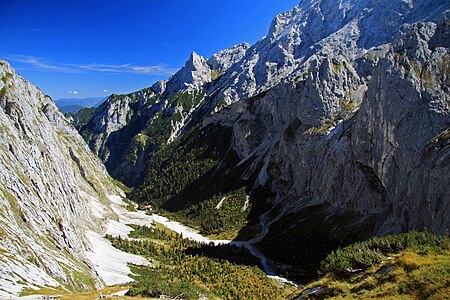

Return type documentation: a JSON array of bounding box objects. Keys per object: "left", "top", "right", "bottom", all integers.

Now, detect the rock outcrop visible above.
[{"left": 207, "top": 43, "right": 250, "bottom": 74}]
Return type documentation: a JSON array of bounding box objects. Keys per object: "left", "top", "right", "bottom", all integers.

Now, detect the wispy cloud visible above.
[
  {"left": 68, "top": 91, "right": 78, "bottom": 94},
  {"left": 2, "top": 54, "right": 176, "bottom": 76},
  {"left": 8, "top": 55, "right": 77, "bottom": 73},
  {"left": 79, "top": 63, "right": 175, "bottom": 75}
]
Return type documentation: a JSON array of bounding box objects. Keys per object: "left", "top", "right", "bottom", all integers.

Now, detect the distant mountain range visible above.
[{"left": 55, "top": 96, "right": 105, "bottom": 113}]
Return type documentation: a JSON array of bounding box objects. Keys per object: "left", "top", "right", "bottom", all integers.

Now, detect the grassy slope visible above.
[
  {"left": 289, "top": 232, "right": 450, "bottom": 299},
  {"left": 20, "top": 285, "right": 156, "bottom": 299}
]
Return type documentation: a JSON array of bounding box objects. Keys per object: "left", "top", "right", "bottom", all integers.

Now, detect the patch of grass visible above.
[
  {"left": 427, "top": 128, "right": 450, "bottom": 152},
  {"left": 332, "top": 62, "right": 341, "bottom": 73},
  {"left": 303, "top": 116, "right": 337, "bottom": 135},
  {"left": 127, "top": 223, "right": 178, "bottom": 240},
  {"left": 1, "top": 72, "right": 12, "bottom": 84},
  {"left": 72, "top": 271, "right": 96, "bottom": 290},
  {"left": 123, "top": 198, "right": 137, "bottom": 212},
  {"left": 21, "top": 285, "right": 151, "bottom": 300},
  {"left": 111, "top": 178, "right": 132, "bottom": 194},
  {"left": 0, "top": 86, "right": 7, "bottom": 98},
  {"left": 20, "top": 286, "right": 67, "bottom": 297},
  {"left": 0, "top": 187, "right": 28, "bottom": 224},
  {"left": 320, "top": 231, "right": 449, "bottom": 275},
  {"left": 211, "top": 69, "right": 223, "bottom": 81},
  {"left": 290, "top": 232, "right": 450, "bottom": 299}
]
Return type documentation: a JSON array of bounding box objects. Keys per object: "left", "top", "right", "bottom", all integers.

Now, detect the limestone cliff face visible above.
[
  {"left": 0, "top": 61, "right": 123, "bottom": 297},
  {"left": 208, "top": 43, "right": 250, "bottom": 74}
]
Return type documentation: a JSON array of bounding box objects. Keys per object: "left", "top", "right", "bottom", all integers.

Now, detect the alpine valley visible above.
[{"left": 1, "top": 0, "right": 449, "bottom": 299}]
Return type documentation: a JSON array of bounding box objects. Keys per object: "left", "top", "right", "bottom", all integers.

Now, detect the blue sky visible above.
[{"left": 0, "top": 1, "right": 298, "bottom": 100}]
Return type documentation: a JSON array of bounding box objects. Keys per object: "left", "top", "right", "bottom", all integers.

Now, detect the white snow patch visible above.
[
  {"left": 83, "top": 194, "right": 156, "bottom": 286},
  {"left": 326, "top": 119, "right": 343, "bottom": 137},
  {"left": 106, "top": 220, "right": 134, "bottom": 238},
  {"left": 215, "top": 197, "right": 227, "bottom": 209},
  {"left": 85, "top": 231, "right": 149, "bottom": 286},
  {"left": 268, "top": 275, "right": 300, "bottom": 287},
  {"left": 107, "top": 195, "right": 153, "bottom": 227},
  {"left": 109, "top": 289, "right": 129, "bottom": 297},
  {"left": 150, "top": 214, "right": 230, "bottom": 246},
  {"left": 241, "top": 196, "right": 250, "bottom": 212},
  {"left": 108, "top": 194, "right": 125, "bottom": 205},
  {"left": 119, "top": 210, "right": 154, "bottom": 227}
]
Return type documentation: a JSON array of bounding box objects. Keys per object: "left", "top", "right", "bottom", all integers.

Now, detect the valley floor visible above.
[{"left": 19, "top": 196, "right": 450, "bottom": 299}]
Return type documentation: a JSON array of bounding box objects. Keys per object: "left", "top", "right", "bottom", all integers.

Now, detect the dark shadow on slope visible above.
[{"left": 255, "top": 202, "right": 388, "bottom": 283}]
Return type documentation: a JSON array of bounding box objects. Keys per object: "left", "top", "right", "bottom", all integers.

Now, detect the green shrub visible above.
[
  {"left": 320, "top": 231, "right": 449, "bottom": 276},
  {"left": 0, "top": 86, "right": 6, "bottom": 98}
]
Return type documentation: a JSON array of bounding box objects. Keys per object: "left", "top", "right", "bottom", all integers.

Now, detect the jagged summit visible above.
[{"left": 165, "top": 51, "right": 211, "bottom": 96}]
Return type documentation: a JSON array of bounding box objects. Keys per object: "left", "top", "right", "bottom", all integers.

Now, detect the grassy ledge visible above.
[{"left": 289, "top": 231, "right": 450, "bottom": 299}]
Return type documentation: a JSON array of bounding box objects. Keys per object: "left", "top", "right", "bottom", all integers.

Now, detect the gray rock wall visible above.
[{"left": 0, "top": 60, "right": 122, "bottom": 296}]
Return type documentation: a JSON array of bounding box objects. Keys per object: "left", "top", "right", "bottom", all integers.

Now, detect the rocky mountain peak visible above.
[
  {"left": 151, "top": 79, "right": 167, "bottom": 94},
  {"left": 165, "top": 51, "right": 211, "bottom": 96}
]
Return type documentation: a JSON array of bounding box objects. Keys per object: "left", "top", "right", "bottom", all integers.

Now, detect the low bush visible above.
[{"left": 320, "top": 231, "right": 449, "bottom": 276}]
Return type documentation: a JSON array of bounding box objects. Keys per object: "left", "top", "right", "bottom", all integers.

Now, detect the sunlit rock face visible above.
[{"left": 0, "top": 60, "right": 124, "bottom": 297}]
